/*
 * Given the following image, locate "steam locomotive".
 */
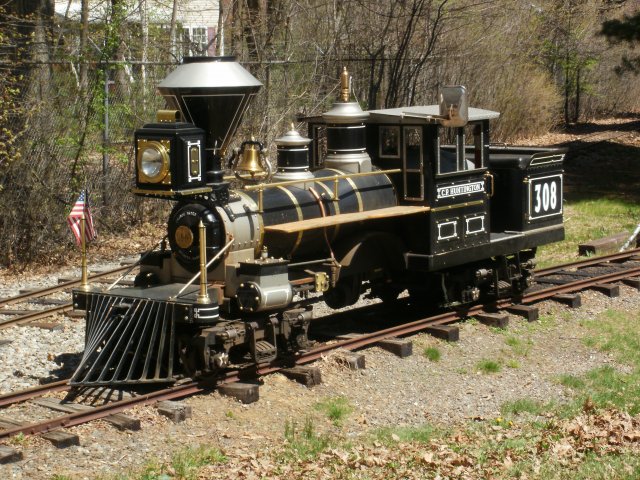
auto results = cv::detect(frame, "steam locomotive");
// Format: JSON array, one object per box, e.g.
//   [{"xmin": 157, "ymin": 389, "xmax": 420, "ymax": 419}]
[{"xmin": 71, "ymin": 57, "xmax": 565, "ymax": 386}]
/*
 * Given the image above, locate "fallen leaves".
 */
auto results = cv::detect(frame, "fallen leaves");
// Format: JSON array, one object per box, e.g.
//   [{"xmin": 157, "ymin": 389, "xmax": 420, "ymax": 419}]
[{"xmin": 193, "ymin": 407, "xmax": 640, "ymax": 479}]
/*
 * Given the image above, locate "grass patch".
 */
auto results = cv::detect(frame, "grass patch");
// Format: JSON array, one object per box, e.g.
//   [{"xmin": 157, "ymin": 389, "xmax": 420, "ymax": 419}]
[
  {"xmin": 557, "ymin": 373, "xmax": 585, "ymax": 389},
  {"xmin": 375, "ymin": 424, "xmax": 439, "ymax": 444},
  {"xmin": 8, "ymin": 432, "xmax": 27, "ymax": 446},
  {"xmin": 423, "ymin": 346, "xmax": 441, "ymax": 362},
  {"xmin": 501, "ymin": 398, "xmax": 549, "ymax": 417},
  {"xmin": 585, "ymin": 309, "xmax": 640, "ymax": 366},
  {"xmin": 284, "ymin": 418, "xmax": 330, "ymax": 460},
  {"xmin": 136, "ymin": 445, "xmax": 226, "ymax": 480},
  {"xmin": 314, "ymin": 396, "xmax": 352, "ymax": 426},
  {"xmin": 504, "ymin": 336, "xmax": 533, "ymax": 356},
  {"xmin": 506, "ymin": 359, "xmax": 520, "ymax": 369},
  {"xmin": 555, "ymin": 309, "xmax": 640, "ymax": 416},
  {"xmin": 537, "ymin": 199, "xmax": 640, "ymax": 267},
  {"xmin": 476, "ymin": 359, "xmax": 501, "ymax": 374}
]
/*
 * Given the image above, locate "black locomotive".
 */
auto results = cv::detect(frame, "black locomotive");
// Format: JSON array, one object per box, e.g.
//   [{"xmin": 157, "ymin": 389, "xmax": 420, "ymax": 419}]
[{"xmin": 71, "ymin": 57, "xmax": 565, "ymax": 386}]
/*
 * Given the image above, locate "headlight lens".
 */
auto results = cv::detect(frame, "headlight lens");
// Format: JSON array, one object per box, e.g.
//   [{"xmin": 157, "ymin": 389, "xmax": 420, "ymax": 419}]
[
  {"xmin": 141, "ymin": 147, "xmax": 164, "ymax": 177},
  {"xmin": 137, "ymin": 140, "xmax": 169, "ymax": 183}
]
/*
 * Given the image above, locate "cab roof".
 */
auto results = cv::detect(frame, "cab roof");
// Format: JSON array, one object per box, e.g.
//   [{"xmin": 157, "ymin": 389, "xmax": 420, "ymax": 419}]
[{"xmin": 367, "ymin": 105, "xmax": 500, "ymax": 124}]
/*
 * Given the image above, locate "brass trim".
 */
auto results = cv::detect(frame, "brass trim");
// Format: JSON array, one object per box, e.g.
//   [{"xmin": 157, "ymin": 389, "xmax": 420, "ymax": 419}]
[
  {"xmin": 137, "ymin": 139, "xmax": 171, "ymax": 184},
  {"xmin": 277, "ymin": 186, "xmax": 304, "ymax": 256},
  {"xmin": 131, "ymin": 186, "xmax": 212, "ymax": 197},
  {"xmin": 243, "ymin": 168, "xmax": 401, "ymax": 192},
  {"xmin": 314, "ymin": 180, "xmax": 341, "ymax": 241},
  {"xmin": 157, "ymin": 109, "xmax": 181, "ymax": 123},
  {"xmin": 175, "ymin": 225, "xmax": 194, "ymax": 249},
  {"xmin": 340, "ymin": 66, "xmax": 350, "ymax": 102},
  {"xmin": 484, "ymin": 172, "xmax": 494, "ymax": 198},
  {"xmin": 432, "ymin": 200, "xmax": 484, "ymax": 213},
  {"xmin": 345, "ymin": 177, "xmax": 363, "ymax": 212},
  {"xmin": 196, "ymin": 220, "xmax": 211, "ymax": 304}
]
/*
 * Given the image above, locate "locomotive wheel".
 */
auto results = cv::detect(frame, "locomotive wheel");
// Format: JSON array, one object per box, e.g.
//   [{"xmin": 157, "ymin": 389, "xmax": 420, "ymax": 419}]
[
  {"xmin": 371, "ymin": 283, "xmax": 403, "ymax": 304},
  {"xmin": 323, "ymin": 275, "xmax": 362, "ymax": 309}
]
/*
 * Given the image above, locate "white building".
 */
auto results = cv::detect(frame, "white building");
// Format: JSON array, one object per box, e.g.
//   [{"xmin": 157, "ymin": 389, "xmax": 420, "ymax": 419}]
[{"xmin": 54, "ymin": 0, "xmax": 220, "ymax": 57}]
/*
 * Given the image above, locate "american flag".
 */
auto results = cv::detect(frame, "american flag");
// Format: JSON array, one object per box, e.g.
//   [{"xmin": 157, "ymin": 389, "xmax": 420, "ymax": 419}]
[{"xmin": 67, "ymin": 190, "xmax": 97, "ymax": 245}]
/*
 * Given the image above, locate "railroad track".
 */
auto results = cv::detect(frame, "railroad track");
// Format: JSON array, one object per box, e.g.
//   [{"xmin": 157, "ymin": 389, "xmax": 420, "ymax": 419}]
[
  {"xmin": 0, "ymin": 262, "xmax": 137, "ymax": 330},
  {"xmin": 1, "ymin": 248, "xmax": 640, "ymax": 444}
]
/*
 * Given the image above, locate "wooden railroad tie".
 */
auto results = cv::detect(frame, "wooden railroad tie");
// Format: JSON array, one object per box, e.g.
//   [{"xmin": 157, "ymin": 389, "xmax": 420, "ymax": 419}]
[
  {"xmin": 334, "ymin": 349, "xmax": 366, "ymax": 370},
  {"xmin": 591, "ymin": 283, "xmax": 620, "ymax": 298},
  {"xmin": 0, "ymin": 445, "xmax": 22, "ymax": 464},
  {"xmin": 578, "ymin": 232, "xmax": 631, "ymax": 256},
  {"xmin": 552, "ymin": 293, "xmax": 582, "ymax": 308},
  {"xmin": 623, "ymin": 277, "xmax": 640, "ymax": 290},
  {"xmin": 336, "ymin": 333, "xmax": 413, "ymax": 358},
  {"xmin": 476, "ymin": 312, "xmax": 510, "ymax": 329},
  {"xmin": 281, "ymin": 366, "xmax": 322, "ymax": 387},
  {"xmin": 425, "ymin": 325, "xmax": 459, "ymax": 342},
  {"xmin": 376, "ymin": 337, "xmax": 413, "ymax": 358},
  {"xmin": 0, "ymin": 417, "xmax": 79, "ymax": 449},
  {"xmin": 0, "ymin": 310, "xmax": 30, "ymax": 316},
  {"xmin": 506, "ymin": 304, "xmax": 539, "ymax": 322},
  {"xmin": 218, "ymin": 382, "xmax": 260, "ymax": 404},
  {"xmin": 29, "ymin": 298, "xmax": 68, "ymax": 306},
  {"xmin": 157, "ymin": 401, "xmax": 192, "ymax": 423}
]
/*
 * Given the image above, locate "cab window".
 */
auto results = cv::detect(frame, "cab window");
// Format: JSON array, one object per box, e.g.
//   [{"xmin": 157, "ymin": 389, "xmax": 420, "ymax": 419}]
[{"xmin": 437, "ymin": 123, "xmax": 485, "ymax": 175}]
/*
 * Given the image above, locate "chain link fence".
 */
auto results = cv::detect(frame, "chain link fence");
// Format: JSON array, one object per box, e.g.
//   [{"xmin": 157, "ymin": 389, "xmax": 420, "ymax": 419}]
[{"xmin": 0, "ymin": 60, "xmax": 178, "ymax": 265}]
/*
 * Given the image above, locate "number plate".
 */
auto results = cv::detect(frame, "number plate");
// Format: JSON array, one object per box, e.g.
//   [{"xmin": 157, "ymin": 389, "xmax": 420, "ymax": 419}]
[{"xmin": 528, "ymin": 174, "xmax": 562, "ymax": 220}]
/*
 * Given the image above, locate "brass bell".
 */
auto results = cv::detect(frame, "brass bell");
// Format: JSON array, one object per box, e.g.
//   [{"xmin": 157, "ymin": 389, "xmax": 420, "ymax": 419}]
[{"xmin": 235, "ymin": 142, "xmax": 266, "ymax": 178}]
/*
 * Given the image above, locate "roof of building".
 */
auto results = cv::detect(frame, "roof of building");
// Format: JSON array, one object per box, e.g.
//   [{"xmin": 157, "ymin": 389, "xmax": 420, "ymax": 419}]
[{"xmin": 54, "ymin": 0, "xmax": 218, "ymax": 26}]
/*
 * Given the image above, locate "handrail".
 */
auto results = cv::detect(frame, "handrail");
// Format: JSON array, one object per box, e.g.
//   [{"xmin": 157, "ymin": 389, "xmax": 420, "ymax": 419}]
[
  {"xmin": 105, "ymin": 235, "xmax": 168, "ymax": 291},
  {"xmin": 172, "ymin": 237, "xmax": 235, "ymax": 300}
]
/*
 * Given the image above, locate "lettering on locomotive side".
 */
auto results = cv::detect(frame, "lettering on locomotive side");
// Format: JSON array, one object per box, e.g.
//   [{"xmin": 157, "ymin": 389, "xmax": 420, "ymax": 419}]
[{"xmin": 436, "ymin": 181, "xmax": 485, "ymax": 200}]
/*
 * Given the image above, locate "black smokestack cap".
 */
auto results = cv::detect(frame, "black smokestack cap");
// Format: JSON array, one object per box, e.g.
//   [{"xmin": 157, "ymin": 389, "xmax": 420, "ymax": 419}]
[{"xmin": 157, "ymin": 57, "xmax": 262, "ymax": 155}]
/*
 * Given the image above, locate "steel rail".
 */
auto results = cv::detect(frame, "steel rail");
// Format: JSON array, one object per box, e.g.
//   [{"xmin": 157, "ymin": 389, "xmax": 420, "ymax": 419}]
[
  {"xmin": 525, "ymin": 264, "xmax": 640, "ymax": 302},
  {"xmin": 0, "ymin": 380, "xmax": 70, "ymax": 408},
  {"xmin": 535, "ymin": 247, "xmax": 640, "ymax": 276},
  {"xmin": 0, "ymin": 304, "xmax": 74, "ymax": 329},
  {"xmin": 0, "ymin": 264, "xmax": 134, "ymax": 309}
]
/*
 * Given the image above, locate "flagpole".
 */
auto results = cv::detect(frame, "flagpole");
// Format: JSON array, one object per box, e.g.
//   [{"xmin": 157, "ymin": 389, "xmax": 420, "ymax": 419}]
[{"xmin": 79, "ymin": 213, "xmax": 90, "ymax": 291}]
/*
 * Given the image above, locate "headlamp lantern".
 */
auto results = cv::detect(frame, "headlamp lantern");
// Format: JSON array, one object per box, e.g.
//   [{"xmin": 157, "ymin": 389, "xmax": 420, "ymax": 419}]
[{"xmin": 133, "ymin": 113, "xmax": 207, "ymax": 199}]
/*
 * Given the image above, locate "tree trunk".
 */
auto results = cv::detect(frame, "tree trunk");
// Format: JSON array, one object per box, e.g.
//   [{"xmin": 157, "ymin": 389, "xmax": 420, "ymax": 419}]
[
  {"xmin": 574, "ymin": 66, "xmax": 581, "ymax": 123},
  {"xmin": 216, "ymin": 0, "xmax": 225, "ymax": 55},
  {"xmin": 79, "ymin": 0, "xmax": 89, "ymax": 94},
  {"xmin": 140, "ymin": 0, "xmax": 148, "ymax": 112},
  {"xmin": 169, "ymin": 0, "xmax": 179, "ymax": 60}
]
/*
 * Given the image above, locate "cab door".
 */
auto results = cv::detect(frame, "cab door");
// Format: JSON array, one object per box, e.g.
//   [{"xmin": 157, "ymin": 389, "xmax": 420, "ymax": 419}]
[
  {"xmin": 430, "ymin": 122, "xmax": 491, "ymax": 255},
  {"xmin": 403, "ymin": 126, "xmax": 425, "ymax": 202}
]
